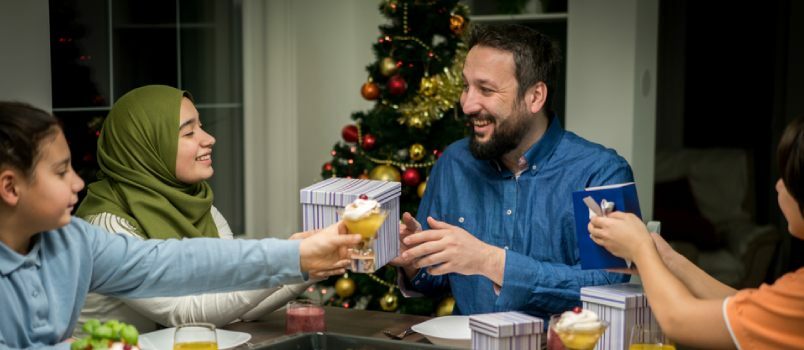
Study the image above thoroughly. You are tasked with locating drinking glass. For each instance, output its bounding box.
[628,324,675,350]
[285,300,326,335]
[547,315,566,350]
[549,317,609,350]
[340,208,389,257]
[173,323,218,350]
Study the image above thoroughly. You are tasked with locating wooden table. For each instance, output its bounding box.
[223,306,433,346]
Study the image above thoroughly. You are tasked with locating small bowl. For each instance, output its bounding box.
[411,315,471,349]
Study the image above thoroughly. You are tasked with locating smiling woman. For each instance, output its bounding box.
[73,85,313,334]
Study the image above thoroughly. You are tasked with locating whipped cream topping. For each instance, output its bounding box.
[343,198,381,220]
[556,309,602,332]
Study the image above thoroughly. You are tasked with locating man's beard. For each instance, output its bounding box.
[468,112,530,160]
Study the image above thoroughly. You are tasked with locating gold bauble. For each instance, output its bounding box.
[417,181,426,198]
[449,14,466,35]
[379,57,398,77]
[379,290,399,311]
[369,165,401,182]
[436,296,455,317]
[409,143,426,161]
[335,276,356,298]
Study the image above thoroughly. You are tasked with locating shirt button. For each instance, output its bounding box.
[32,290,39,297]
[458,217,465,223]
[506,209,512,215]
[531,165,538,171]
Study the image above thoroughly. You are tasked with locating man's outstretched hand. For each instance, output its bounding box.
[389,212,423,279]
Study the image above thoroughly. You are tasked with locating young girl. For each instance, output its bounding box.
[73,85,321,332]
[589,118,804,349]
[0,101,360,349]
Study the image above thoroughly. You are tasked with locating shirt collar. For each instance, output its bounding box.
[0,234,43,275]
[492,114,565,177]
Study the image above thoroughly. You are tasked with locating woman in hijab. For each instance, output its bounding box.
[75,85,329,333]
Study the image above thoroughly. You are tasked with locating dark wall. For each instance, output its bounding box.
[656,0,804,277]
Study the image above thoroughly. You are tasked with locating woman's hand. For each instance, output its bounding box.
[588,212,654,261]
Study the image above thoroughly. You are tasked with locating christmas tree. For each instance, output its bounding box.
[313,0,470,315]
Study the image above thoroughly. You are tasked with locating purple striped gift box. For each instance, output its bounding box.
[581,283,661,350]
[300,177,401,273]
[470,311,543,350]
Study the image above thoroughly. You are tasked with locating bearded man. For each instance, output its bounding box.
[390,24,633,322]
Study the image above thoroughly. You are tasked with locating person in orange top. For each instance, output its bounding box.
[588,117,804,349]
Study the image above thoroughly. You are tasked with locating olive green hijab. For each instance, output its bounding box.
[76,85,218,239]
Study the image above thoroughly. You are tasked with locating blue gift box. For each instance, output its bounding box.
[300,177,400,273]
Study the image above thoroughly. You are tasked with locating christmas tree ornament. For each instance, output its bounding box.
[409,143,426,161]
[417,181,426,198]
[449,14,466,35]
[379,57,398,76]
[323,162,333,172]
[388,75,408,96]
[402,168,421,187]
[369,164,401,182]
[379,288,399,311]
[434,149,443,158]
[361,81,380,100]
[361,133,377,151]
[419,75,437,96]
[395,148,409,160]
[397,47,467,127]
[407,116,425,128]
[341,124,359,143]
[436,296,455,316]
[335,275,356,298]
[358,173,369,179]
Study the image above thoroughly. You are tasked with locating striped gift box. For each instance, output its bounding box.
[580,283,661,350]
[300,177,401,273]
[470,312,543,350]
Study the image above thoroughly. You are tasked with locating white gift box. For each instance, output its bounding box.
[581,283,661,350]
[470,312,543,350]
[299,177,400,273]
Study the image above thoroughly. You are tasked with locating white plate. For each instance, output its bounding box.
[138,328,251,350]
[411,315,471,348]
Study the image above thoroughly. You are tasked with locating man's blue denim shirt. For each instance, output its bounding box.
[405,116,632,321]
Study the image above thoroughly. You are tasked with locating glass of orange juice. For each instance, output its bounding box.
[629,324,675,350]
[173,323,218,350]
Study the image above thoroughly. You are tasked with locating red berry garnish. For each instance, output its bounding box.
[124,345,132,350]
[359,194,368,200]
[573,306,582,313]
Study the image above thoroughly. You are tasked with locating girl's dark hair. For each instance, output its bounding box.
[778,116,804,212]
[0,102,61,178]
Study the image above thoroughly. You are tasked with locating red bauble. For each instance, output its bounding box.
[402,168,421,187]
[434,149,444,158]
[323,162,333,171]
[341,124,359,143]
[387,75,408,95]
[362,133,377,151]
[361,81,380,100]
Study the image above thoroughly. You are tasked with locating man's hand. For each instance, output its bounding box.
[400,217,505,285]
[291,227,352,280]
[389,212,423,279]
[298,221,361,273]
